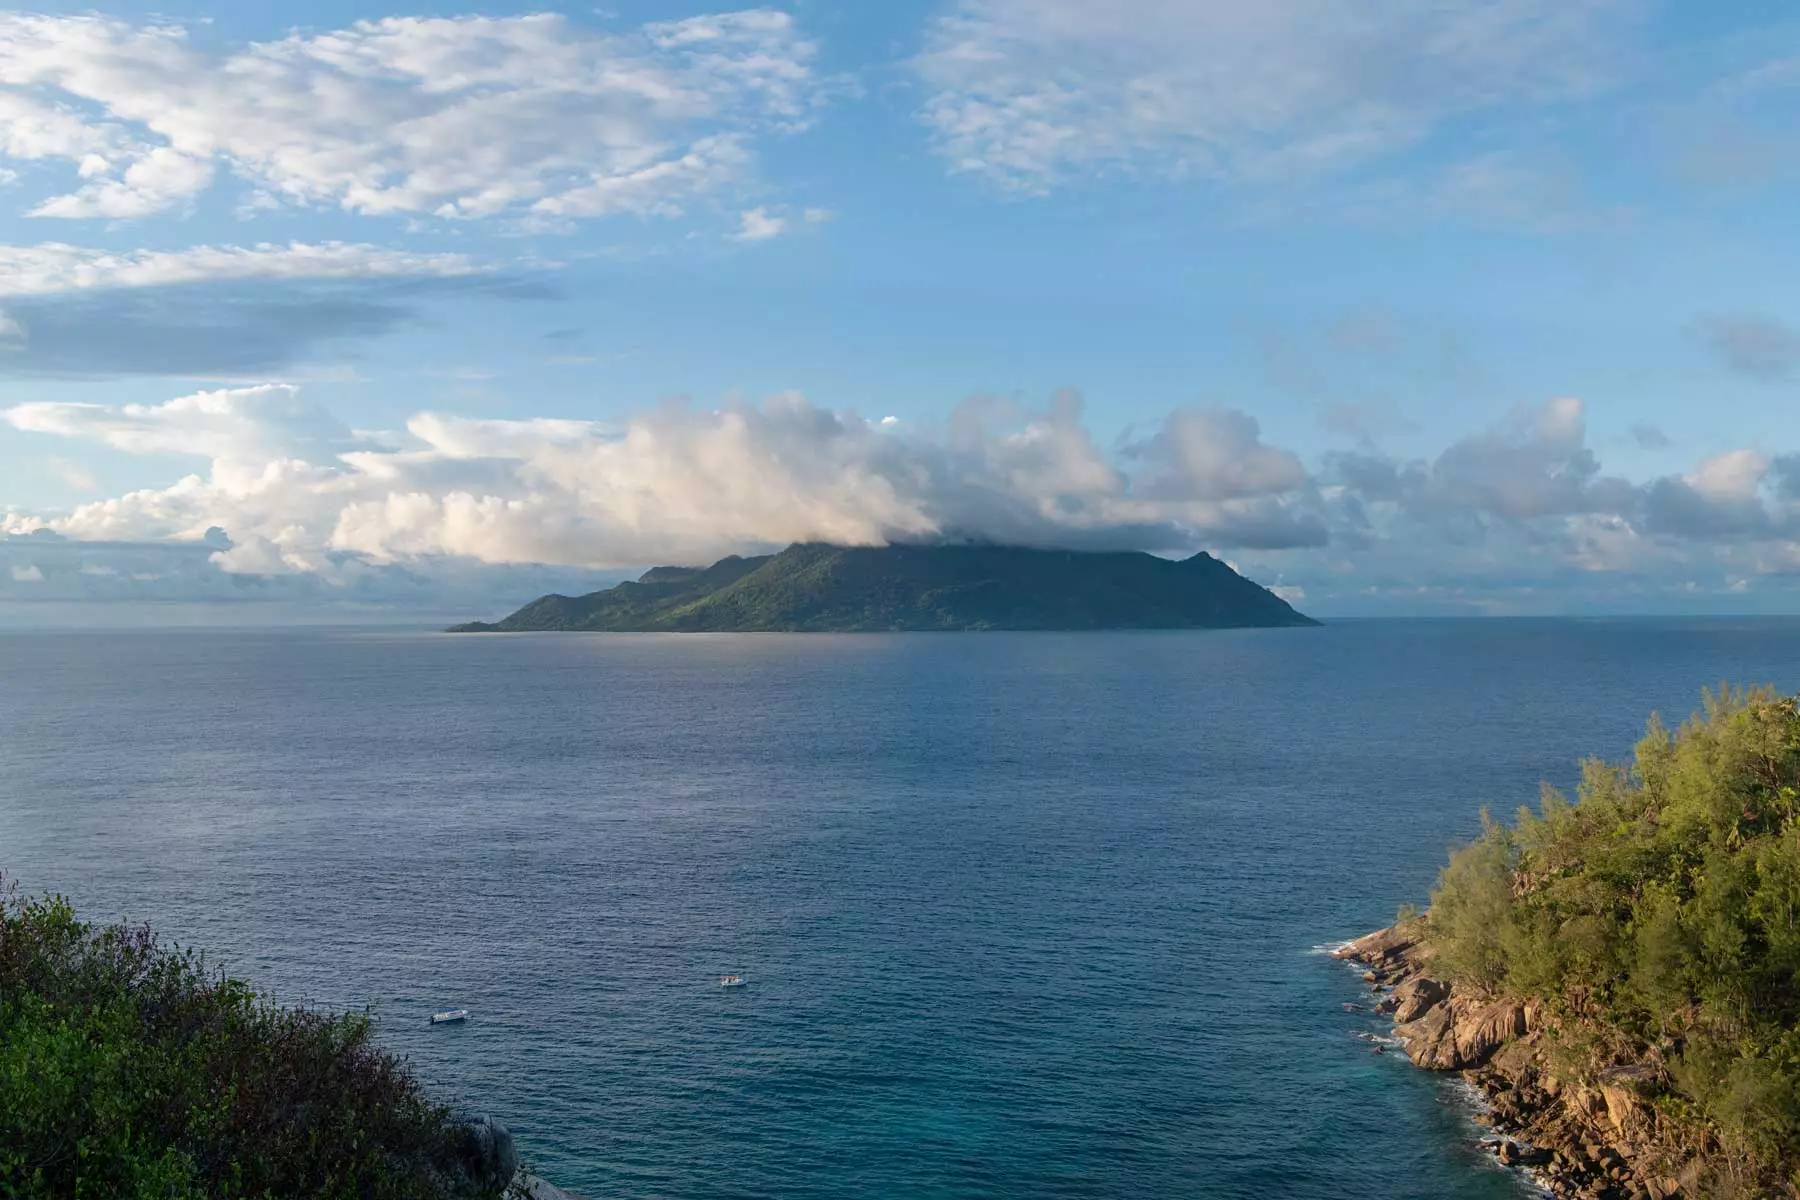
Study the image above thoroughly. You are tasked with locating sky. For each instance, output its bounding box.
[3,0,1800,619]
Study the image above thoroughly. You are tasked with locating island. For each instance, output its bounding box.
[1338,688,1800,1199]
[448,542,1318,633]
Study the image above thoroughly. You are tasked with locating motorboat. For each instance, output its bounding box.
[718,975,747,989]
[430,1008,471,1024]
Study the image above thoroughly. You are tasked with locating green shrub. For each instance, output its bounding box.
[0,879,508,1200]
[1426,687,1800,1177]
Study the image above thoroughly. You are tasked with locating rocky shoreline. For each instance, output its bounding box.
[1335,923,1702,1200]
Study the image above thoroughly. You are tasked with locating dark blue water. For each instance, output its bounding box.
[4,619,1796,1198]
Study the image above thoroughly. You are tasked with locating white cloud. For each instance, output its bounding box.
[6,384,359,463]
[9,563,43,582]
[3,386,1328,575]
[730,204,833,241]
[1127,408,1309,502]
[0,241,486,297]
[917,0,1638,192]
[9,385,1800,614]
[1687,448,1770,502]
[0,10,822,223]
[1422,396,1624,519]
[732,206,789,241]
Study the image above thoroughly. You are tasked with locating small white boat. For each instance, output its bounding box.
[430,1008,471,1024]
[718,975,747,989]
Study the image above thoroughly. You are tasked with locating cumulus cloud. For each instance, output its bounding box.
[1306,398,1800,605]
[1129,408,1307,501]
[0,10,821,223]
[730,204,835,241]
[3,386,1330,584]
[916,0,1637,192]
[6,384,359,462]
[9,386,1800,614]
[1422,396,1630,519]
[1639,450,1777,539]
[732,207,789,241]
[1691,313,1800,382]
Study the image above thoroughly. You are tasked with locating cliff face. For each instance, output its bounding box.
[1337,924,1704,1200]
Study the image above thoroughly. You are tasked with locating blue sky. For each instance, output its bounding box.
[2,0,1800,617]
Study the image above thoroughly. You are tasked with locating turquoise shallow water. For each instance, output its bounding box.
[5,619,1798,1198]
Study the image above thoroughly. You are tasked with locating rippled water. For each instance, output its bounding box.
[5,619,1797,1198]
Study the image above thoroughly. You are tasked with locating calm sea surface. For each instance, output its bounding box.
[4,619,1797,1198]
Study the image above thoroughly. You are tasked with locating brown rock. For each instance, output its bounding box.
[1605,1086,1648,1137]
[1488,1030,1540,1077]
[1336,924,1422,964]
[1450,999,1527,1069]
[1397,1002,1457,1069]
[1390,975,1449,1023]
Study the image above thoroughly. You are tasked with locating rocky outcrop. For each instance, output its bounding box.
[1404,997,1526,1071]
[1335,924,1701,1200]
[516,1173,581,1200]
[449,1115,587,1200]
[1382,976,1446,1023]
[452,1114,520,1191]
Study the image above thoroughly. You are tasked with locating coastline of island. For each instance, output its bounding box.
[448,542,1318,633]
[1336,921,1690,1199]
[1332,687,1800,1200]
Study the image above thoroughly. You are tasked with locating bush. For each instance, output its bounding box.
[0,878,510,1199]
[1427,687,1800,1177]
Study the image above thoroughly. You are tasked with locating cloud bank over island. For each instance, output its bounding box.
[6,384,1800,616]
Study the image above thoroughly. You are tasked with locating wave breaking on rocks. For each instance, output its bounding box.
[1335,922,1697,1200]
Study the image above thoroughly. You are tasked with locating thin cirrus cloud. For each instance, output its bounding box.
[0,9,822,223]
[0,242,489,297]
[6,386,1800,612]
[0,240,545,378]
[915,0,1639,192]
[1690,313,1800,382]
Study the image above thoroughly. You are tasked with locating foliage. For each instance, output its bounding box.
[0,878,508,1200]
[1428,687,1800,1175]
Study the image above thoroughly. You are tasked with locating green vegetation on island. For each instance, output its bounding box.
[0,878,519,1199]
[449,542,1317,633]
[1407,688,1800,1194]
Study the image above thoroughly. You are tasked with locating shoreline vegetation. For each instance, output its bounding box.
[0,877,562,1200]
[1340,687,1800,1199]
[448,542,1318,633]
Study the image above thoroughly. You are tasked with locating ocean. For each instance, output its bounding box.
[4,618,1795,1199]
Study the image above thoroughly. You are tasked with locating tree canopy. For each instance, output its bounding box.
[0,879,511,1199]
[1430,687,1800,1176]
